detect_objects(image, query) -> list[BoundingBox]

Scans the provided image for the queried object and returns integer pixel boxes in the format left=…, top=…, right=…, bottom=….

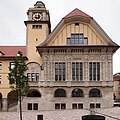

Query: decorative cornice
left=37, top=45, right=119, bottom=56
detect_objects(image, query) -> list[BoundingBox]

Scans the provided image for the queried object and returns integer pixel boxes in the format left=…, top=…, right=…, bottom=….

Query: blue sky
left=0, top=0, right=120, bottom=74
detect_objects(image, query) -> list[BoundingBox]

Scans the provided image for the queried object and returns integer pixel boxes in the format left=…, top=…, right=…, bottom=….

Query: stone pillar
left=2, top=98, right=8, bottom=111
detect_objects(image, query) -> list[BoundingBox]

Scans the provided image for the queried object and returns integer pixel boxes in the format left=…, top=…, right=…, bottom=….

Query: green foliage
left=8, top=51, right=29, bottom=100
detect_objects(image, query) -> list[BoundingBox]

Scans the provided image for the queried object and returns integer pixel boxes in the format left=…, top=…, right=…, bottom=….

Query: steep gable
left=37, top=8, right=119, bottom=49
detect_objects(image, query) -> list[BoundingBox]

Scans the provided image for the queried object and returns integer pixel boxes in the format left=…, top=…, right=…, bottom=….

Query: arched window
left=89, top=88, right=102, bottom=97
left=27, top=90, right=41, bottom=97
left=25, top=62, right=41, bottom=81
left=72, top=88, right=84, bottom=97
left=54, top=89, right=67, bottom=97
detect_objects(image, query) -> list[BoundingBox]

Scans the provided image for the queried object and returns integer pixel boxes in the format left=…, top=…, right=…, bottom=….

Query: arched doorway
left=0, top=93, right=2, bottom=111
left=7, top=90, right=18, bottom=108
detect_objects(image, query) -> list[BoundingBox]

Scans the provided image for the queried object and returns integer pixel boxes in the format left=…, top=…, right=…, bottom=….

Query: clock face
left=33, top=13, right=42, bottom=21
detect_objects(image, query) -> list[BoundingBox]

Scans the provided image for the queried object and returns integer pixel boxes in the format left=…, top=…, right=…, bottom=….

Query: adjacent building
left=113, top=73, right=120, bottom=101
left=0, top=1, right=119, bottom=112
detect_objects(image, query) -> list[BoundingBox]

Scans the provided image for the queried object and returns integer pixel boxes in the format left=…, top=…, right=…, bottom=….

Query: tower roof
left=64, top=8, right=92, bottom=19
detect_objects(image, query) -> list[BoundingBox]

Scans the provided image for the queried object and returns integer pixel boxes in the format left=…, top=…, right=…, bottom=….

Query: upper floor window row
left=67, top=34, right=88, bottom=45
left=55, top=62, right=100, bottom=81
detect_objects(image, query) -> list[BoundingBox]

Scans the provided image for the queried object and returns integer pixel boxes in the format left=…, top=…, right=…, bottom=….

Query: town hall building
left=0, top=1, right=119, bottom=112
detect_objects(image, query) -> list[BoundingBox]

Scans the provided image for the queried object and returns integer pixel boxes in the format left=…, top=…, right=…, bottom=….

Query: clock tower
left=24, top=1, right=51, bottom=63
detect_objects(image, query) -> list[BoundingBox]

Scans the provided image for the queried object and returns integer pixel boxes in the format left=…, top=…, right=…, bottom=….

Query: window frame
left=55, top=62, right=66, bottom=81
left=89, top=62, right=100, bottom=81
left=72, top=62, right=83, bottom=81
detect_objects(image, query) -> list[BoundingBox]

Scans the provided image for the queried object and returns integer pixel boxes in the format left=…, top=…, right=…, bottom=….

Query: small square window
left=55, top=103, right=60, bottom=109
left=28, top=103, right=32, bottom=110
left=78, top=103, right=83, bottom=109
left=37, top=115, right=43, bottom=120
left=61, top=103, right=66, bottom=109
left=72, top=103, right=77, bottom=109
left=90, top=103, right=95, bottom=109
left=96, top=103, right=101, bottom=108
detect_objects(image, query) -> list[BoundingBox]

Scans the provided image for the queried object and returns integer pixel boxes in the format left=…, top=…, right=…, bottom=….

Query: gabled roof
left=64, top=8, right=92, bottom=19
left=37, top=8, right=119, bottom=48
left=0, top=46, right=26, bottom=57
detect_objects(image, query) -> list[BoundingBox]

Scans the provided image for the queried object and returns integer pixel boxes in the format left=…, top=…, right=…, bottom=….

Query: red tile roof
left=0, top=46, right=26, bottom=57
left=64, top=8, right=92, bottom=19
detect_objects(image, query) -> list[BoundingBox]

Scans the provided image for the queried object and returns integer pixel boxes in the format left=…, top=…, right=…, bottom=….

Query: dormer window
left=67, top=34, right=88, bottom=45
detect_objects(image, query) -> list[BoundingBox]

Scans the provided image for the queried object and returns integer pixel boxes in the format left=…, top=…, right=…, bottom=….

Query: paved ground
left=0, top=107, right=120, bottom=120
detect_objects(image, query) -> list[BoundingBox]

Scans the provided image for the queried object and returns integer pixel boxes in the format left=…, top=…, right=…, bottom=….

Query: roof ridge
left=64, top=8, right=92, bottom=19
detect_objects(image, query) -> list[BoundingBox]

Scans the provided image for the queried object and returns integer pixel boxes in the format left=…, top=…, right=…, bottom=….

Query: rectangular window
left=90, top=103, right=95, bottom=109
left=55, top=103, right=66, bottom=110
left=28, top=103, right=38, bottom=110
left=33, top=103, right=38, bottom=110
left=67, top=38, right=71, bottom=45
left=55, top=103, right=60, bottom=109
left=78, top=103, right=83, bottom=109
left=10, top=62, right=15, bottom=69
left=72, top=62, right=83, bottom=81
left=90, top=103, right=101, bottom=109
left=72, top=103, right=83, bottom=109
left=66, top=34, right=88, bottom=45
left=31, top=73, right=36, bottom=81
left=61, top=103, right=66, bottom=109
left=36, top=73, right=39, bottom=81
left=0, top=62, right=2, bottom=70
left=84, top=37, right=88, bottom=45
left=27, top=73, right=31, bottom=81
left=37, top=115, right=43, bottom=120
left=32, top=25, right=42, bottom=29
left=75, top=23, right=79, bottom=26
left=55, top=62, right=66, bottom=81
left=96, top=103, right=101, bottom=108
left=89, top=62, right=100, bottom=81
left=28, top=103, right=32, bottom=110
left=72, top=103, right=77, bottom=109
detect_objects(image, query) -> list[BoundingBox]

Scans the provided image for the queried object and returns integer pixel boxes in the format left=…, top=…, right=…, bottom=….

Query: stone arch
left=72, top=88, right=84, bottom=97
left=0, top=93, right=2, bottom=111
left=7, top=90, right=18, bottom=107
left=27, top=89, right=41, bottom=97
left=89, top=88, right=102, bottom=97
left=54, top=88, right=67, bottom=97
